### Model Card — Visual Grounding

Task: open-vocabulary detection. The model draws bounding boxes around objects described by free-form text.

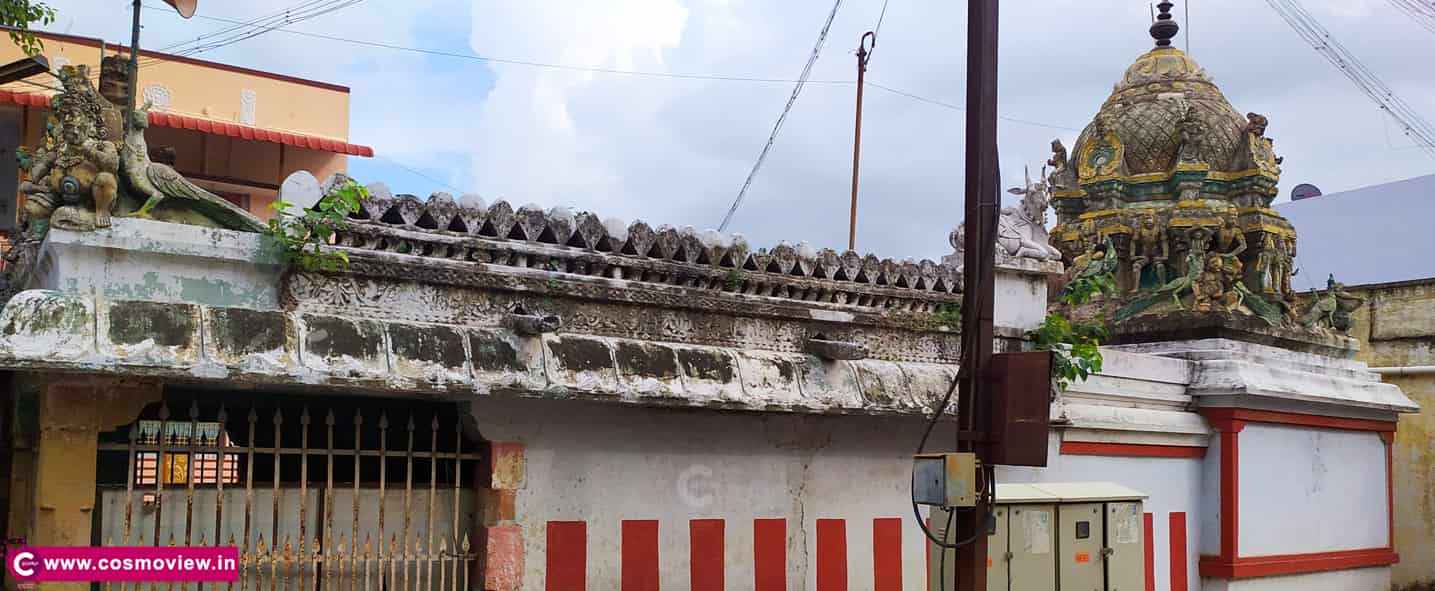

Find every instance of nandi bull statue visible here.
[998,167,1062,261]
[942,166,1063,269]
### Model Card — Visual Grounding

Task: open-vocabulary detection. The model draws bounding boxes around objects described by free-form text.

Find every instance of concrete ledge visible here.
[0,289,959,417]
[34,218,284,309]
[1114,338,1418,417]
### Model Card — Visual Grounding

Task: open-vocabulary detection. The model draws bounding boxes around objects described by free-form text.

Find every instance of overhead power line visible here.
[136,2,1079,132]
[1387,0,1435,33]
[866,82,1082,131]
[717,0,846,232]
[866,0,892,65]
[172,0,365,57]
[138,3,853,84]
[373,155,464,194]
[135,0,363,70]
[1264,0,1435,160]
[158,0,333,52]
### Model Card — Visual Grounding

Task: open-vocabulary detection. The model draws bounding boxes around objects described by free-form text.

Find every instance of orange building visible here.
[0,31,373,234]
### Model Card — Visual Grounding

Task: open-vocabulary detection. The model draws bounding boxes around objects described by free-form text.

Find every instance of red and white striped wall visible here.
[538,517,911,590]
[1145,511,1193,591]
[513,513,1195,590]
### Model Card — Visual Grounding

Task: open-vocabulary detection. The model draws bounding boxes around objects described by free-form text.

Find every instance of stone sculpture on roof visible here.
[1041,2,1354,332]
[942,167,1064,272]
[17,62,263,234]
[1301,275,1365,333]
[2,60,265,302]
[998,168,1064,262]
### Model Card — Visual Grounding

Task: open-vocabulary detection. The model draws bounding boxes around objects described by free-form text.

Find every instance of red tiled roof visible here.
[0,89,49,107]
[0,89,374,157]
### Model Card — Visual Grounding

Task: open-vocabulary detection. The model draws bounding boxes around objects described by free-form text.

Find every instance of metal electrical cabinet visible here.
[1058,502,1105,591]
[927,482,1146,591]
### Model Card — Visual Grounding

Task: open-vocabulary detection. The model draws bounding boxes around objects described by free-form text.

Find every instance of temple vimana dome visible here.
[1043,2,1353,333]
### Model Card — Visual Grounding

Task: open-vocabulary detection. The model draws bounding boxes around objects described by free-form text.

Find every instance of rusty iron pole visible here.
[125,0,141,140]
[954,0,999,588]
[848,32,875,252]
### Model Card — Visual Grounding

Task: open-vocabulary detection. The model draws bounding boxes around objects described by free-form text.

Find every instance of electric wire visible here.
[1388,0,1435,34]
[866,82,1083,131]
[373,155,464,194]
[910,167,1002,551]
[716,0,846,232]
[134,0,364,69]
[172,1,365,57]
[132,3,1080,134]
[136,3,852,84]
[865,0,892,65]
[157,0,333,53]
[1265,0,1435,160]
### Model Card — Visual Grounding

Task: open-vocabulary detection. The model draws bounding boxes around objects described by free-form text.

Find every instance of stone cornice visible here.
[0,290,961,417]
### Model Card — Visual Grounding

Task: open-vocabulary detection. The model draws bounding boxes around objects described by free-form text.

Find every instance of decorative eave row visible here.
[1051,204,1296,243]
[1054,167,1279,205]
[337,188,963,311]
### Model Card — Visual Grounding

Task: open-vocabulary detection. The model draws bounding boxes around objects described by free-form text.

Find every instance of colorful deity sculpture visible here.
[1039,3,1345,332]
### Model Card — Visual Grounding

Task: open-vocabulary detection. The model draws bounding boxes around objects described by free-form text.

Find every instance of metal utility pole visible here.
[954,0,999,588]
[125,0,141,134]
[124,1,197,138]
[848,32,874,252]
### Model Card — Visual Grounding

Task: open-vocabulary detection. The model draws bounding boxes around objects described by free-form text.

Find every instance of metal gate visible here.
[95,391,484,591]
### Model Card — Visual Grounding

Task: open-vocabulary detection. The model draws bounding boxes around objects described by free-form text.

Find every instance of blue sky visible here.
[33,0,1435,262]
[341,0,492,194]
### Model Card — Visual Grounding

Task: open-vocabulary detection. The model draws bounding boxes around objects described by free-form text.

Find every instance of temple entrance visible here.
[94,389,486,591]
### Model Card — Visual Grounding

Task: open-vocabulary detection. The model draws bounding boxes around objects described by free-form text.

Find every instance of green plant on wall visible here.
[1029,312,1107,391]
[723,268,745,291]
[1032,270,1116,390]
[1060,272,1117,306]
[930,303,962,330]
[267,179,367,273]
[2,0,56,56]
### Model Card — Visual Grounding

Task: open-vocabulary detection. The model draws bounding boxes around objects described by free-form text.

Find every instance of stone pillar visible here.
[993,254,1063,333]
[15,376,158,590]
[481,441,525,591]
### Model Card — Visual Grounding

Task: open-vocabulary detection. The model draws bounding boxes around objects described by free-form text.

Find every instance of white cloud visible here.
[462,0,1435,261]
[34,0,1435,261]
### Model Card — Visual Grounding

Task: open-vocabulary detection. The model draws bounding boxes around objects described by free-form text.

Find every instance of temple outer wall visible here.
[999,438,1204,591]
[1339,278,1435,591]
[1237,424,1388,555]
[0,216,1416,591]
[471,396,957,591]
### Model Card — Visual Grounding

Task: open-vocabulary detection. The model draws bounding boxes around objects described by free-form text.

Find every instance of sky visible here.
[37,0,1435,262]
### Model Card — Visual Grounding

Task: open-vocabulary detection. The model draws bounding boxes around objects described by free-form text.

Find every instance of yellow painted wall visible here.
[1345,278,1435,591]
[0,33,352,140]
[1,33,352,222]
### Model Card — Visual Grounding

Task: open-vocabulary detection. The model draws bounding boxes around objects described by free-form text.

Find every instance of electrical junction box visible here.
[913,452,978,508]
[985,351,1053,467]
[925,482,1146,591]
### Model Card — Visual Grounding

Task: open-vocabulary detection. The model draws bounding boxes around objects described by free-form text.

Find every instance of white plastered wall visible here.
[1236,424,1389,555]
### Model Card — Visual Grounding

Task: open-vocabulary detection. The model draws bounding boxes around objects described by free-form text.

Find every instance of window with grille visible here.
[95,390,484,591]
[132,420,240,485]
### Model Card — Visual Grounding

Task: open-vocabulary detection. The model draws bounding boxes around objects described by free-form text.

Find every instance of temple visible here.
[0,4,1419,591]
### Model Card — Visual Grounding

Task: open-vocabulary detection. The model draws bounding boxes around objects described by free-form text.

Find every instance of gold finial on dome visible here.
[1150,1,1180,48]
